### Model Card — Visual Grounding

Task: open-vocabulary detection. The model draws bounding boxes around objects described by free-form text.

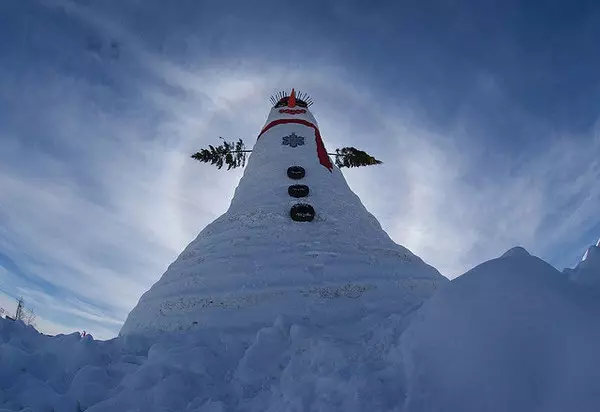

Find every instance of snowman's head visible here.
[264,89,318,126]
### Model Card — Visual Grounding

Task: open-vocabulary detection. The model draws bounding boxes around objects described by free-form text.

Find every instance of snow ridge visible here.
[567,238,600,287]
[399,248,600,412]
[500,246,531,258]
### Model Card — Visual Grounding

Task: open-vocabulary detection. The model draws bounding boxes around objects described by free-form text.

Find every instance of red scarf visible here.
[258,119,333,172]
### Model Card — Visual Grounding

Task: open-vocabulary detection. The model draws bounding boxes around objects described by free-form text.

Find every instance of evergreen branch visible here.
[192,140,382,170]
[191,138,248,170]
[332,147,383,168]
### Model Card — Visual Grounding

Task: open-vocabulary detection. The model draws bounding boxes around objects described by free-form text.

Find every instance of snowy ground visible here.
[1,247,599,412]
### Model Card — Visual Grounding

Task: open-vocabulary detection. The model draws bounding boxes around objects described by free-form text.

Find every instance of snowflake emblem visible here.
[282,132,305,148]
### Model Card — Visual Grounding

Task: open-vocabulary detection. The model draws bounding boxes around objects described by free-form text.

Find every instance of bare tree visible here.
[24,308,36,327]
[14,297,36,326]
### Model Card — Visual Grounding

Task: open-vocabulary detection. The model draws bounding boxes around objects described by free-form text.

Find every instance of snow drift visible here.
[2,246,599,412]
[399,247,600,412]
[566,238,600,287]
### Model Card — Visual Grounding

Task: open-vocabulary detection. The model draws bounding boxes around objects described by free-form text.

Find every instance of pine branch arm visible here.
[192,139,382,169]
[191,138,248,169]
[331,147,383,168]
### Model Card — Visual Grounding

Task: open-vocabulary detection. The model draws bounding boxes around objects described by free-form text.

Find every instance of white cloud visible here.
[1,1,599,338]
[338,110,600,276]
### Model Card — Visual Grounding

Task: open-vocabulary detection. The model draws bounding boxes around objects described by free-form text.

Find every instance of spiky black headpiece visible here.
[269,89,313,108]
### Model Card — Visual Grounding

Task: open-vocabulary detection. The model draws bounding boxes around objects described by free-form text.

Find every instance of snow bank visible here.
[0,312,415,412]
[399,247,600,412]
[2,248,599,411]
[567,240,600,287]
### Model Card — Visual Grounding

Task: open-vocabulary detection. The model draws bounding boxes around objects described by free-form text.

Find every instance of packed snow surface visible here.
[2,248,599,412]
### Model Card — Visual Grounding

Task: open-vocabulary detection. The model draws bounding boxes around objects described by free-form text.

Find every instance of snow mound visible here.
[568,240,600,287]
[582,237,600,261]
[500,245,531,258]
[399,250,600,412]
[3,250,600,412]
[0,312,418,412]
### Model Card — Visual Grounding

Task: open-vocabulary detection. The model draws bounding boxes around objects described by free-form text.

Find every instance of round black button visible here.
[287,166,305,180]
[290,203,315,222]
[288,184,309,198]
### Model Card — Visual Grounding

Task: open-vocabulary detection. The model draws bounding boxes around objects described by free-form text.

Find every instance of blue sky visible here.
[1,0,599,339]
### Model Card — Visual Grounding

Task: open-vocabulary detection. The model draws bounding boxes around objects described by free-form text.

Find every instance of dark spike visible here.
[296,90,314,107]
[270,90,314,107]
[270,91,282,106]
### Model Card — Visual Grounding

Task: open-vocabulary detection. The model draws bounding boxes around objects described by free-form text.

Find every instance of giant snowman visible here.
[121,90,446,335]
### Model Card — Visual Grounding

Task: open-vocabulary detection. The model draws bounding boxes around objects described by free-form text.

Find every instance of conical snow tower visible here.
[121,89,446,335]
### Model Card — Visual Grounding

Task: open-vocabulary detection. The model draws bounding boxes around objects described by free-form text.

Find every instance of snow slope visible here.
[121,101,445,335]
[566,238,600,287]
[2,247,599,411]
[0,311,421,412]
[399,247,600,412]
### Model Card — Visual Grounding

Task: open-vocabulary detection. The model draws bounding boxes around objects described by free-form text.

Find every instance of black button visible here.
[290,203,315,222]
[288,184,309,198]
[287,166,305,179]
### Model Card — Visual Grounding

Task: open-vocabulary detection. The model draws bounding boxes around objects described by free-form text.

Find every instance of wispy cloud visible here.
[1,1,599,338]
[326,91,600,276]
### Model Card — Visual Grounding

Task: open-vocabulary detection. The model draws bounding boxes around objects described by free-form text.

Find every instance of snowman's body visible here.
[120,91,445,336]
